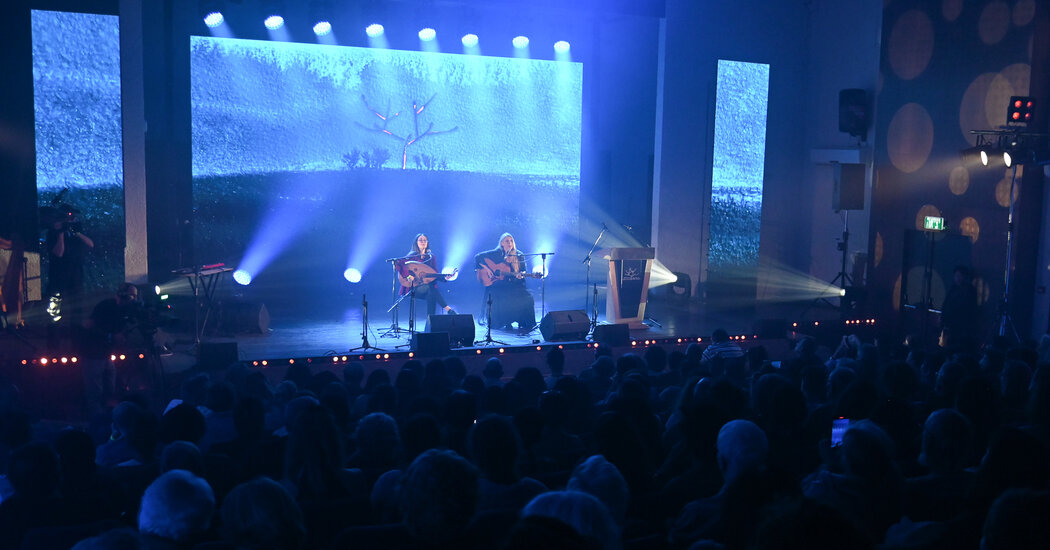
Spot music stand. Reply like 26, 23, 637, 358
379, 259, 408, 338
350, 294, 383, 352
582, 225, 607, 321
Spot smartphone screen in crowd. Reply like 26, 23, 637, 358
831, 417, 850, 447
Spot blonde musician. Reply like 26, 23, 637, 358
474, 233, 536, 331
396, 233, 455, 316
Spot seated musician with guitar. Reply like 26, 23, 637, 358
396, 233, 456, 317
474, 233, 539, 331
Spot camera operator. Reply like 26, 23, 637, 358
81, 282, 144, 416
45, 204, 93, 341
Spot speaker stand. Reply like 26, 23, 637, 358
350, 294, 383, 352
474, 293, 507, 347
800, 211, 854, 319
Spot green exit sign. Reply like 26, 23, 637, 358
924, 215, 945, 231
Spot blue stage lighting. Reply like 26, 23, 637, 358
344, 268, 362, 283
313, 21, 332, 36
512, 35, 529, 49
366, 23, 384, 38
418, 28, 436, 41
233, 269, 253, 286
554, 40, 570, 54
264, 15, 284, 30
461, 33, 478, 47
203, 12, 224, 28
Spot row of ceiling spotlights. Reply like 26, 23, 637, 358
203, 12, 571, 51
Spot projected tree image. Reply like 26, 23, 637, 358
190, 38, 583, 308
356, 93, 459, 169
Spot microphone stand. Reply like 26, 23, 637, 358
519, 252, 555, 319
350, 294, 383, 352
474, 292, 507, 346
582, 225, 607, 329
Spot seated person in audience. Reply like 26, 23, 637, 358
468, 415, 547, 513
137, 470, 216, 549
904, 408, 975, 522
701, 329, 744, 369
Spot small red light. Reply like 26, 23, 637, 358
138, 354, 145, 359
408, 352, 414, 358
60, 357, 68, 364
71, 357, 77, 363
476, 350, 481, 354
499, 348, 505, 353
1013, 112, 1021, 120
261, 360, 268, 366
21, 360, 27, 365
1015, 100, 1023, 108
40, 358, 49, 365
536, 346, 542, 351
383, 354, 390, 359
1026, 101, 1033, 108
253, 361, 259, 366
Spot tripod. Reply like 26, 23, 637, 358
474, 292, 508, 346
801, 211, 854, 318
998, 163, 1020, 341
350, 294, 383, 352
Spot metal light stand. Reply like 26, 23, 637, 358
350, 294, 383, 352
998, 163, 1019, 341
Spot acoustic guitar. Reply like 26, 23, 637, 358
476, 257, 543, 287
399, 261, 458, 289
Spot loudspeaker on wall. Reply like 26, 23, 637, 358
833, 163, 865, 211
540, 310, 590, 342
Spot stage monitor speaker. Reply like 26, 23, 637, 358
833, 163, 865, 211
839, 88, 868, 137
412, 332, 450, 356
221, 301, 270, 334
540, 310, 590, 342
593, 323, 630, 346
199, 341, 238, 370
425, 313, 475, 347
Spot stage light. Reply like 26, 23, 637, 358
39, 358, 48, 365
366, 23, 384, 38
418, 28, 436, 41
1007, 96, 1034, 125
512, 36, 530, 48
1004, 150, 1013, 168
462, 33, 478, 47
344, 268, 362, 283
313, 21, 332, 36
203, 12, 224, 28
554, 40, 570, 53
154, 285, 161, 295
233, 270, 252, 286
839, 288, 847, 297
264, 15, 284, 30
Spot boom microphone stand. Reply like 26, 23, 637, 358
582, 224, 607, 320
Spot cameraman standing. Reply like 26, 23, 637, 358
45, 204, 93, 343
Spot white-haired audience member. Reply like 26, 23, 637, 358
137, 470, 215, 547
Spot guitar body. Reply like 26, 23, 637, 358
476, 257, 542, 287
399, 261, 457, 289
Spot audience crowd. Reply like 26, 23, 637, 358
1, 327, 1050, 550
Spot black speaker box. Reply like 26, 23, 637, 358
425, 313, 475, 347
412, 332, 450, 356
540, 310, 590, 342
199, 341, 238, 370
593, 323, 630, 346
833, 163, 865, 211
220, 301, 270, 334
839, 88, 868, 137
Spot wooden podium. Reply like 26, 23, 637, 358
599, 247, 655, 329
